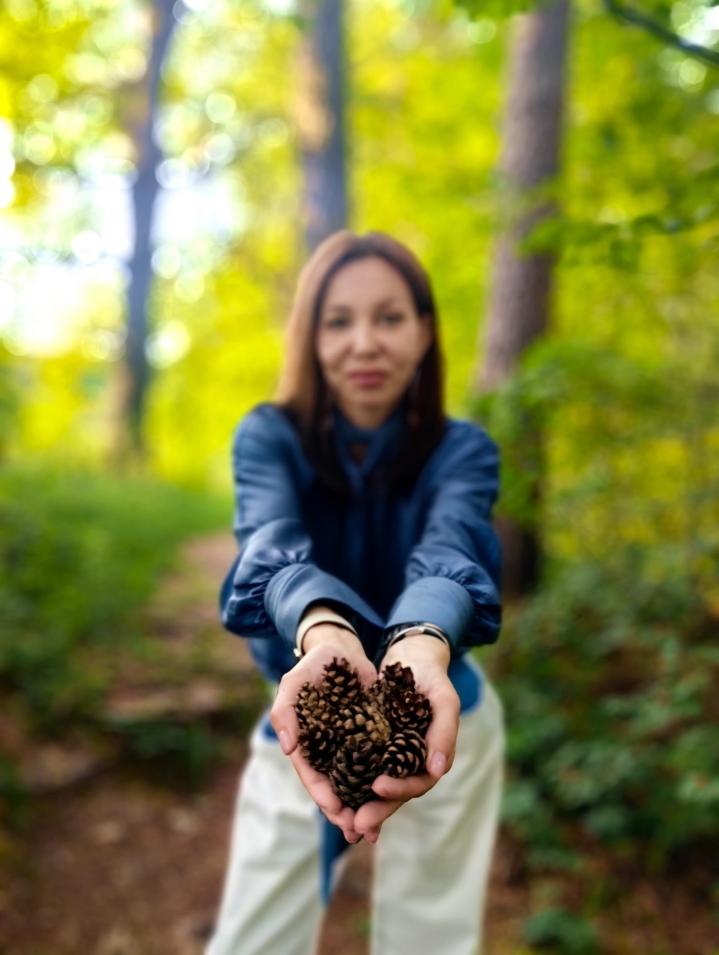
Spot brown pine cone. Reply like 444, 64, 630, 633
382, 729, 427, 778
380, 663, 432, 736
295, 681, 333, 729
335, 698, 391, 745
330, 737, 383, 810
386, 690, 432, 736
366, 678, 386, 710
298, 721, 337, 774
381, 662, 416, 695
321, 657, 363, 708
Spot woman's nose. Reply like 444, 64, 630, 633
351, 322, 379, 354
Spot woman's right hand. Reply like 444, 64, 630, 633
269, 624, 378, 842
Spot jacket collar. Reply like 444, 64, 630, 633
332, 399, 407, 490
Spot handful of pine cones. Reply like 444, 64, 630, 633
294, 657, 432, 811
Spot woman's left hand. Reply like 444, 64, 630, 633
353, 633, 460, 843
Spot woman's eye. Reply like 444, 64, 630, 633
325, 316, 349, 329
380, 312, 403, 325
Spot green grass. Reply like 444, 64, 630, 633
0, 460, 229, 730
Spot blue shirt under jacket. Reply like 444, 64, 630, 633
219, 399, 503, 703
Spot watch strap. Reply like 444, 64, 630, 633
384, 621, 450, 652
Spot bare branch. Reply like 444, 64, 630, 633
603, 0, 719, 67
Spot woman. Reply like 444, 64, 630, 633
206, 230, 505, 955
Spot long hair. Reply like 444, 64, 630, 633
273, 230, 447, 496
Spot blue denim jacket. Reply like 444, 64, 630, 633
220, 400, 502, 688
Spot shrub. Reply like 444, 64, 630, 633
0, 461, 227, 729
493, 547, 719, 871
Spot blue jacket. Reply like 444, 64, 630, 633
218, 398, 503, 901
219, 398, 502, 705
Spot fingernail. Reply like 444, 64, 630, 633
279, 730, 291, 754
429, 752, 446, 777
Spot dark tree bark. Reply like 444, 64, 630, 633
295, 0, 350, 252
475, 0, 572, 598
119, 0, 178, 460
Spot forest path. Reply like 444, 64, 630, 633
0, 531, 524, 955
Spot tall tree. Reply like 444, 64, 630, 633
475, 0, 572, 598
295, 0, 350, 251
119, 0, 178, 460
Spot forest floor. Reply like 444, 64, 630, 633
0, 534, 716, 955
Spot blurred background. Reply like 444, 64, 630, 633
0, 0, 718, 952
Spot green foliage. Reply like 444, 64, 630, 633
351, 0, 507, 412
524, 907, 600, 955
3, 0, 718, 483
473, 332, 718, 918
107, 717, 224, 790
0, 345, 21, 459
0, 753, 31, 830
494, 552, 719, 870
472, 336, 719, 586
0, 461, 227, 729
452, 0, 555, 17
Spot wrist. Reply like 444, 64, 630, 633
383, 632, 451, 668
303, 622, 364, 655
294, 605, 359, 659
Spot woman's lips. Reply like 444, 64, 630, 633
348, 371, 388, 387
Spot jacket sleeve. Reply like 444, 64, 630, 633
383, 424, 502, 657
219, 406, 386, 652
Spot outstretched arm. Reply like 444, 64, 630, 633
220, 405, 386, 839
220, 404, 386, 650
379, 423, 502, 657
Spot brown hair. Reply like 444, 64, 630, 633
273, 229, 447, 495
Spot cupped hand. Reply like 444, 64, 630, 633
270, 623, 378, 842
287, 746, 360, 840
353, 633, 460, 843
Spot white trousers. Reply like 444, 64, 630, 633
205, 674, 505, 955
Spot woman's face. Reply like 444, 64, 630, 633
315, 256, 432, 429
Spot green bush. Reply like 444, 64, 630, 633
0, 461, 227, 729
471, 336, 719, 584
471, 336, 719, 874
524, 907, 599, 955
494, 548, 719, 871
109, 717, 224, 789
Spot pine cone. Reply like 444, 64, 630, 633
321, 657, 363, 708
298, 721, 336, 774
386, 690, 432, 736
382, 729, 427, 778
381, 662, 416, 695
330, 737, 383, 810
366, 678, 386, 709
381, 663, 433, 736
295, 681, 334, 729
336, 698, 391, 745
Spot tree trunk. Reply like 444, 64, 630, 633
119, 0, 178, 461
295, 0, 350, 252
476, 0, 572, 598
